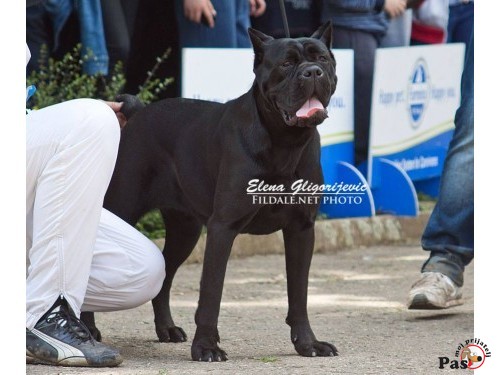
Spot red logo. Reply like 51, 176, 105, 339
460, 344, 486, 370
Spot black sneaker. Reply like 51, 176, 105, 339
26, 300, 123, 367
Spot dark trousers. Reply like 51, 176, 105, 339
26, 4, 52, 74
100, 0, 140, 72
332, 27, 378, 165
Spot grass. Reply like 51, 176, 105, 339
256, 356, 279, 363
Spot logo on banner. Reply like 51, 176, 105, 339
407, 58, 430, 128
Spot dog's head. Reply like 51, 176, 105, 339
249, 22, 337, 129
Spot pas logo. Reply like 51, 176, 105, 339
407, 58, 430, 129
439, 338, 491, 370
460, 345, 486, 370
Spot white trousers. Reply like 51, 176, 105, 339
26, 99, 165, 330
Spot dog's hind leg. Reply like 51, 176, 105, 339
153, 209, 202, 343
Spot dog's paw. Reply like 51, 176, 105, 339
191, 337, 228, 362
168, 326, 188, 342
289, 321, 338, 357
293, 339, 338, 357
156, 326, 188, 343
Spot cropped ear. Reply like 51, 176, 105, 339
248, 28, 274, 67
310, 21, 333, 49
248, 28, 274, 50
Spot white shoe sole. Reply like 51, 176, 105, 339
408, 293, 464, 310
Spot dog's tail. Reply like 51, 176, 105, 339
116, 94, 145, 120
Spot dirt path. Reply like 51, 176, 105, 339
27, 245, 474, 375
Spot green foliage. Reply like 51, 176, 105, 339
136, 48, 174, 104
256, 356, 279, 363
135, 210, 166, 240
417, 192, 437, 202
26, 44, 173, 110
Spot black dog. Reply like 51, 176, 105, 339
84, 22, 338, 361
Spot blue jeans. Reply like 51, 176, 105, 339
447, 2, 474, 56
175, 0, 251, 48
421, 31, 474, 286
77, 0, 109, 75
26, 0, 108, 75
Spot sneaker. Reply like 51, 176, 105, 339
408, 272, 463, 309
26, 301, 123, 367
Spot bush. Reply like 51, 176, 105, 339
26, 44, 173, 109
135, 210, 166, 239
27, 44, 173, 239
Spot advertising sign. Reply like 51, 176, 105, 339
368, 44, 465, 184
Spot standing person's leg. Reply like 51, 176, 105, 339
121, 0, 140, 36
332, 27, 378, 165
408, 31, 474, 309
235, 0, 251, 48
26, 4, 52, 74
447, 2, 474, 55
100, 0, 142, 73
100, 0, 131, 72
26, 99, 123, 366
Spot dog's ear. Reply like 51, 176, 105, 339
311, 21, 333, 49
248, 28, 274, 68
248, 28, 274, 51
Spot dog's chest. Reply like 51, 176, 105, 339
241, 200, 317, 235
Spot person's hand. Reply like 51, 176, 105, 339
384, 0, 407, 18
105, 101, 127, 129
249, 0, 266, 17
183, 0, 216, 28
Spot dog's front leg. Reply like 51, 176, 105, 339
283, 224, 338, 357
191, 220, 238, 362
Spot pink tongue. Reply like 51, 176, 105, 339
296, 97, 324, 118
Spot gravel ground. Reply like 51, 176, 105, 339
27, 245, 474, 375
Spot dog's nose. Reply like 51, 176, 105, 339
301, 66, 324, 79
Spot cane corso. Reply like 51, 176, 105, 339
83, 22, 338, 361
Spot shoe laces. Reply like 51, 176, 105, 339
45, 306, 96, 345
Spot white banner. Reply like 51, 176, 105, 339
369, 44, 465, 157
368, 43, 465, 185
181, 48, 354, 146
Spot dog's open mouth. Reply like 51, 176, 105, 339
280, 97, 328, 127
296, 97, 325, 118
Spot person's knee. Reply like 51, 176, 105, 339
142, 247, 166, 301
125, 243, 166, 307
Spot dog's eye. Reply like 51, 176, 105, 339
281, 61, 293, 68
318, 55, 328, 62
